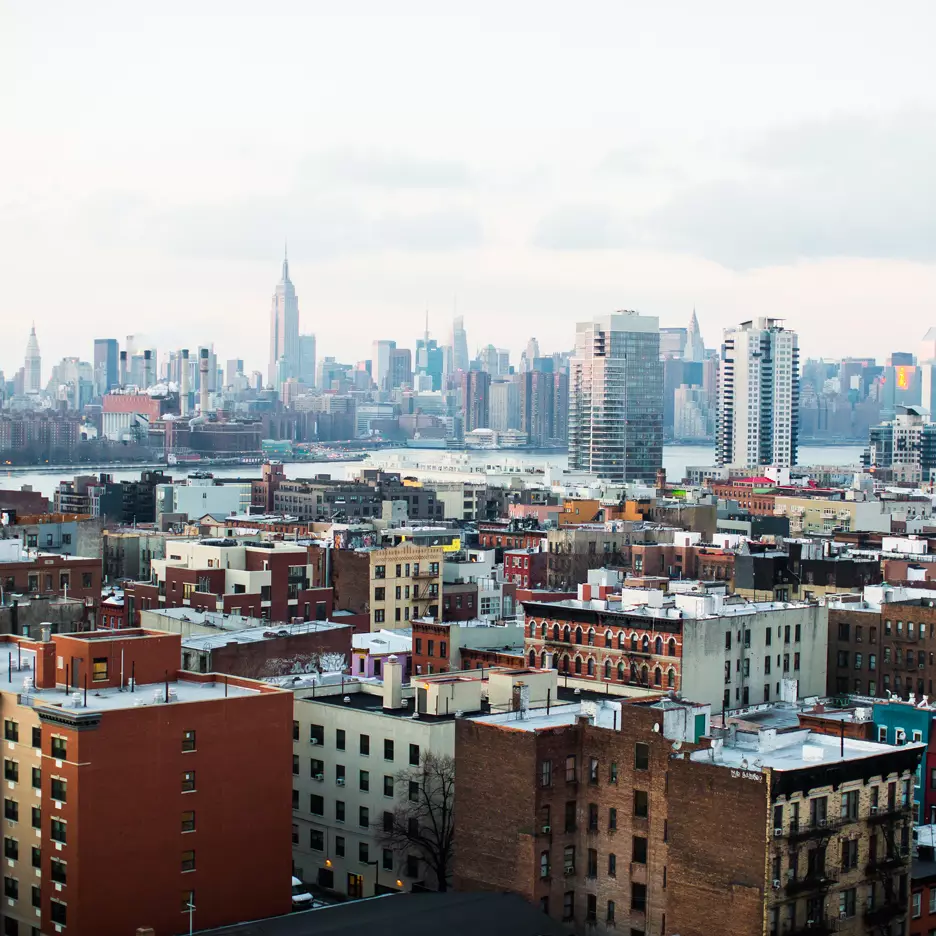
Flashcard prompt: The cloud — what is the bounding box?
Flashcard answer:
[300,148,473,189]
[535,112,936,269]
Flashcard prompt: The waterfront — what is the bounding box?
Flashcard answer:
[0,444,865,502]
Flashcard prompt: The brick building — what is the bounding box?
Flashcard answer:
[0,627,292,935]
[503,549,547,589]
[0,539,101,625]
[410,618,525,675]
[124,539,334,626]
[441,582,478,621]
[477,521,547,552]
[711,476,778,515]
[524,592,828,713]
[455,693,922,936]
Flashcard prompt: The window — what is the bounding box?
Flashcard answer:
[838,888,856,919]
[540,850,550,878]
[181,770,195,792]
[92,657,108,681]
[842,838,858,871]
[309,724,325,745]
[913,891,922,918]
[564,845,576,874]
[406,854,420,878]
[609,762,618,784]
[292,823,299,844]
[50,858,66,884]
[608,853,617,877]
[587,848,598,878]
[3,721,17,743]
[50,900,67,926]
[607,900,615,924]
[51,736,66,759]
[3,799,17,822]
[309,829,324,851]
[588,803,599,831]
[383,847,394,871]
[360,770,370,792]
[540,760,552,787]
[31,727,40,749]
[3,760,16,783]
[409,744,420,766]
[563,891,574,922]
[182,729,196,752]
[632,882,647,912]
[336,728,346,750]
[50,778,66,803]
[360,734,370,756]
[634,789,649,818]
[586,893,597,923]
[359,842,370,864]
[335,764,346,784]
[181,810,195,832]
[50,819,66,844]
[333,834,345,858]
[841,790,858,821]
[588,757,599,784]
[633,835,648,864]
[564,801,576,833]
[608,807,617,831]
[383,775,394,797]
[409,780,419,802]
[635,742,649,770]
[30,807,39,830]
[384,739,394,761]
[2,838,16,860]
[335,800,346,823]
[359,806,369,828]
[309,794,324,816]
[3,877,17,900]
[293,755,299,775]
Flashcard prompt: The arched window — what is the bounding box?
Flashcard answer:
[553,624,560,641]
[529,621,537,639]
[654,667,662,686]
[617,661,625,681]
[529,649,536,667]
[541,621,548,639]
[540,851,550,878]
[574,656,583,675]
[563,625,571,644]
[617,632,625,650]
[642,635,650,654]
[668,638,676,657]
[641,665,649,685]
[630,634,638,651]
[561,655,570,673]
[575,627,583,645]
[605,630,613,648]
[587,658,595,676]
[667,668,676,689]
[654,636,663,656]
[587,628,595,646]
[541,652,549,669]
[604,659,611,680]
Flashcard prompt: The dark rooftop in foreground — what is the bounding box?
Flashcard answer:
[198,891,573,936]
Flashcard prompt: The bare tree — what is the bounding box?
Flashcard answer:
[375,751,455,891]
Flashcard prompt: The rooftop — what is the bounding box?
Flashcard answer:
[181,620,349,651]
[352,629,412,655]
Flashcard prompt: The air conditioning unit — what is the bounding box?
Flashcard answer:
[542,825,551,834]
[772,879,781,889]
[310,738,319,745]
[336,778,345,786]
[818,818,828,827]
[839,911,847,921]
[314,773,324,782]
[564,866,575,876]
[773,828,783,837]
[870,805,878,815]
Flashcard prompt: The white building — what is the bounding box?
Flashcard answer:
[488,378,520,432]
[568,311,663,483]
[269,252,300,388]
[154,477,252,521]
[717,318,799,468]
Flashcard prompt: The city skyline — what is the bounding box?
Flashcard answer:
[6,4,936,375]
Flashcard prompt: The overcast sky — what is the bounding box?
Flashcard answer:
[4,1,936,379]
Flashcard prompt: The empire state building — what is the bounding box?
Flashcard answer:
[268,250,300,389]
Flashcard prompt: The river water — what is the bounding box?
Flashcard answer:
[0,444,865,501]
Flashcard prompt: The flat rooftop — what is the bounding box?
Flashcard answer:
[181,620,349,651]
[352,629,412,654]
[691,728,925,772]
[0,646,262,713]
[467,698,624,733]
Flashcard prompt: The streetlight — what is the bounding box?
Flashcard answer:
[365,859,381,896]
[185,894,196,935]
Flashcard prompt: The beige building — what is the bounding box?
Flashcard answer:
[774,496,891,535]
[333,543,443,630]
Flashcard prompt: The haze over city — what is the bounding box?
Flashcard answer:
[5,1,936,375]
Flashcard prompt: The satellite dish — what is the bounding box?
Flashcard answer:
[672,740,683,752]
[653,723,661,733]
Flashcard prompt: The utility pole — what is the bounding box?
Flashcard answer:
[186,896,196,934]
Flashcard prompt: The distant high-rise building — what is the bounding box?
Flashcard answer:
[520,370,569,447]
[451,315,469,372]
[717,318,799,468]
[684,308,704,362]
[489,378,521,432]
[568,311,662,482]
[299,334,316,388]
[388,348,413,390]
[268,249,300,389]
[93,338,119,395]
[24,325,41,395]
[372,340,396,391]
[460,370,491,432]
[225,359,244,387]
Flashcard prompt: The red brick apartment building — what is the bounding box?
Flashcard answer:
[124,539,333,625]
[455,694,921,936]
[478,521,547,551]
[0,540,101,625]
[0,627,291,935]
[504,548,547,589]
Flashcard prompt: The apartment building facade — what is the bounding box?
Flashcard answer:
[0,627,291,936]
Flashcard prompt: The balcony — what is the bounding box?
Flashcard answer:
[785,871,837,897]
[863,901,904,926]
[413,570,437,579]
[786,818,841,842]
[864,850,909,874]
[867,803,912,824]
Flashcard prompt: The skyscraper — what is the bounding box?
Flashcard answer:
[460,370,491,432]
[268,249,300,389]
[568,311,662,482]
[24,324,41,394]
[717,318,799,468]
[372,340,396,391]
[93,338,118,395]
[451,315,469,372]
[299,334,317,387]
